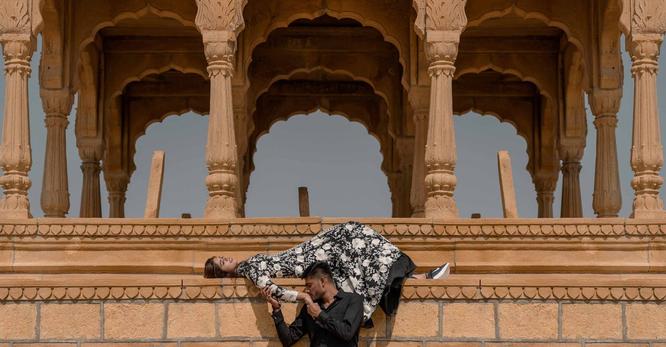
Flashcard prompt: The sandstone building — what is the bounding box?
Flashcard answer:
[1,0,666,345]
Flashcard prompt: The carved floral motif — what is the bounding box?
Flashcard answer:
[633,0,666,34]
[0,0,30,34]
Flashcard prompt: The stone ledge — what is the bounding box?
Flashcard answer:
[1,274,666,302]
[1,217,665,238]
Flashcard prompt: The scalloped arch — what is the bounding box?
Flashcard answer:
[130,108,208,175]
[108,64,208,102]
[78,4,196,53]
[249,67,392,120]
[244,10,408,91]
[455,63,553,102]
[466,5,586,75]
[248,108,390,186]
[454,107,533,178]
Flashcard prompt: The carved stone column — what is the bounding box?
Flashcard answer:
[628,35,664,218]
[414,0,467,218]
[201,35,239,218]
[40,89,73,217]
[0,38,35,218]
[410,108,428,217]
[105,173,129,218]
[560,160,582,217]
[195,1,244,218]
[78,139,103,218]
[559,145,583,218]
[589,88,622,217]
[534,174,557,218]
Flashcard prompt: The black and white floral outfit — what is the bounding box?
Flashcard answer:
[235,221,410,321]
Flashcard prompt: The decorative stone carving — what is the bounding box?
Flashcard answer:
[419,0,467,219]
[589,88,622,218]
[413,0,467,39]
[632,0,666,34]
[77,138,103,218]
[0,38,35,219]
[534,174,557,218]
[558,143,584,218]
[105,173,129,218]
[0,218,663,238]
[558,48,586,218]
[0,0,31,34]
[40,88,73,218]
[195,0,247,218]
[628,37,664,218]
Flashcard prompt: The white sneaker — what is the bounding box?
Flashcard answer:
[426,263,450,279]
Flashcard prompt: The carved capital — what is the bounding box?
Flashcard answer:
[40,89,73,117]
[0,0,30,35]
[195,0,246,34]
[105,173,129,193]
[200,31,236,76]
[424,31,461,64]
[589,88,622,116]
[77,138,104,162]
[534,174,558,193]
[631,0,666,35]
[414,0,467,38]
[558,143,585,163]
[628,35,662,75]
[1,38,34,67]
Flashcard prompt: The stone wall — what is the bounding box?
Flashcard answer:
[2,218,666,346]
[2,277,666,346]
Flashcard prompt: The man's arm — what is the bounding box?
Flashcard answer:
[314,294,363,342]
[272,306,308,346]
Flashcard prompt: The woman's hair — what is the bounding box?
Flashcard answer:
[204,257,228,278]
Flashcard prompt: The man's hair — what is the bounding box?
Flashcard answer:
[302,261,334,282]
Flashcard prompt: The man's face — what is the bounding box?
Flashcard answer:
[304,275,326,301]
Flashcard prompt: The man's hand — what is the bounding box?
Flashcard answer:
[260,287,281,311]
[301,292,314,306]
[306,301,322,319]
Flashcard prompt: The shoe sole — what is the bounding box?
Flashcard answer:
[431,263,450,280]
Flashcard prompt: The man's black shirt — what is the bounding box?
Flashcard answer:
[271,291,364,347]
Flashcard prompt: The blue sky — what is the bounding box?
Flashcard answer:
[0,37,665,218]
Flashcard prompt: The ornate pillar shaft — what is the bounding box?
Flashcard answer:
[629,36,664,218]
[590,89,622,217]
[535,176,557,218]
[560,160,582,217]
[106,173,128,218]
[195,0,245,218]
[0,38,34,218]
[202,34,239,218]
[40,89,73,218]
[423,39,461,218]
[78,140,103,218]
[410,110,427,217]
[415,0,467,218]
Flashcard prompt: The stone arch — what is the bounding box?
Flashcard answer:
[248,81,391,171]
[454,107,527,145]
[107,62,207,102]
[466,3,586,57]
[244,78,397,214]
[248,67,393,129]
[241,2,412,90]
[76,2,197,53]
[118,70,209,175]
[455,63,555,104]
[452,67,557,192]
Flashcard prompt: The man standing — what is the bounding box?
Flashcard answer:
[261,262,364,347]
